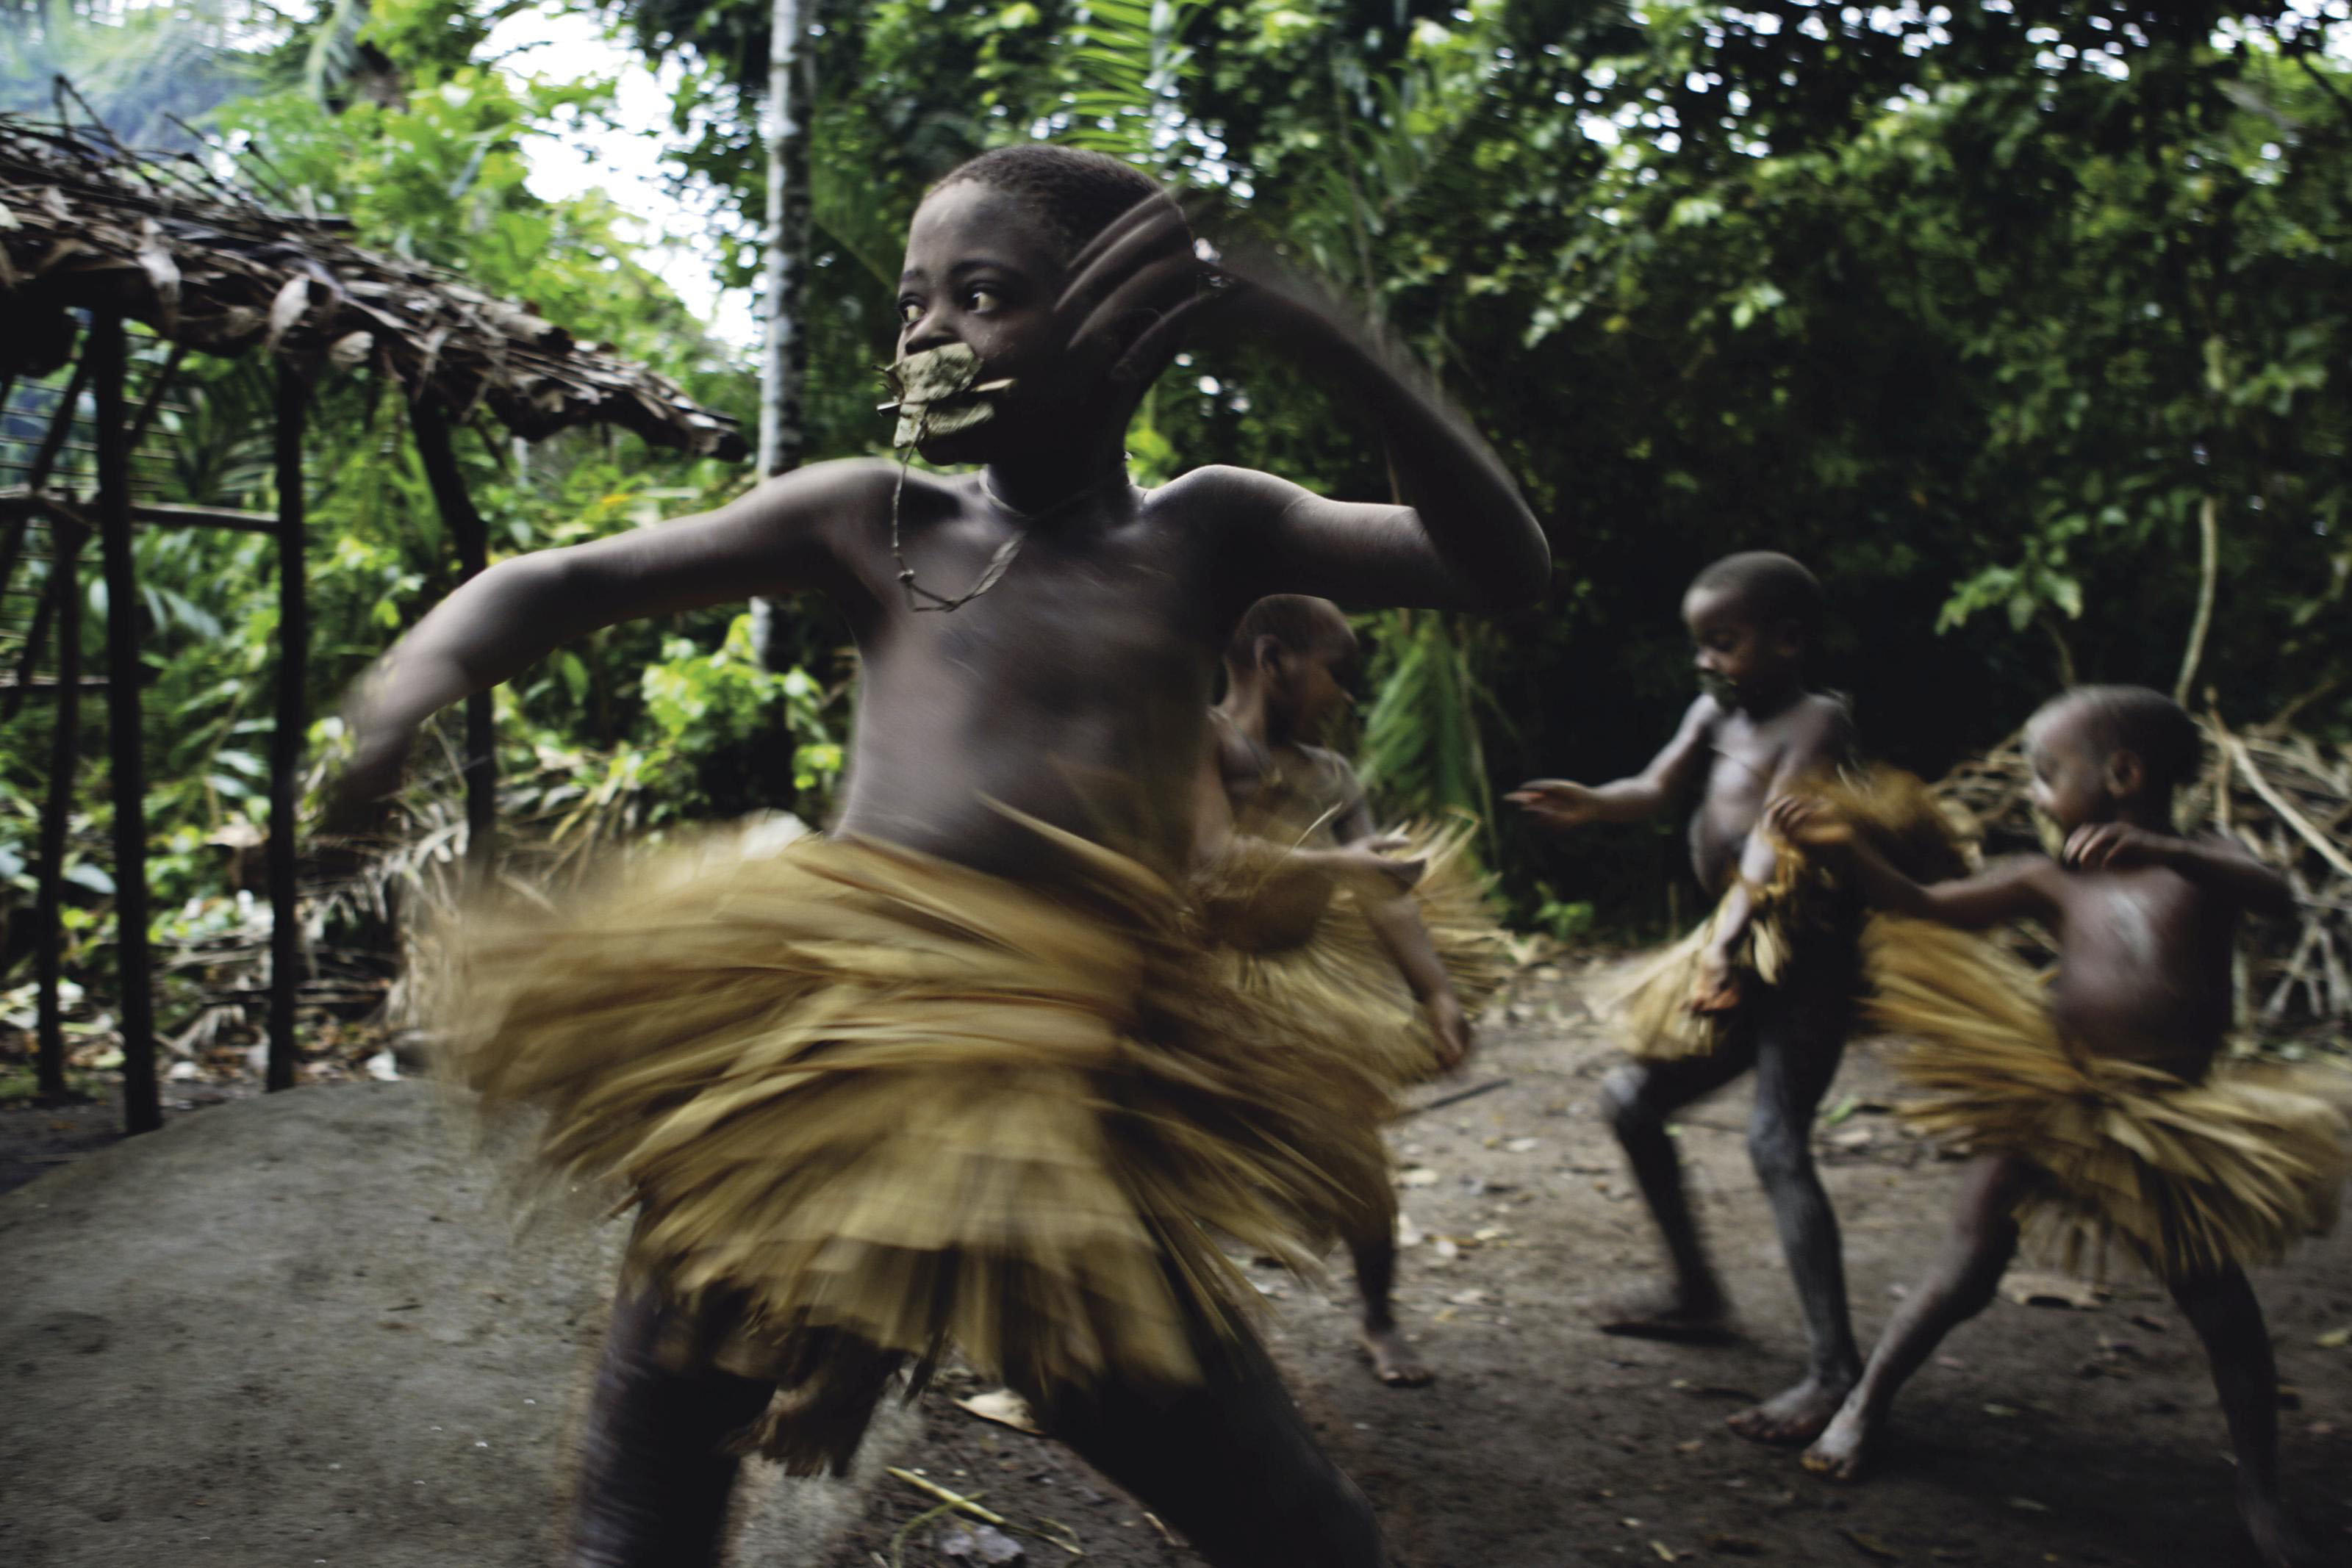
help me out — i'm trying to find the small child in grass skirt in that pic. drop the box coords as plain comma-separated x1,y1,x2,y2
1188,596,1511,1384
1770,685,2347,1568
1511,553,1946,1447
1860,915,2344,1286
440,807,1396,1478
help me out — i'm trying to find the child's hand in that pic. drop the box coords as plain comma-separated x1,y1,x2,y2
2063,821,2165,871
1053,197,1208,392
1690,945,1744,1013
1507,780,1602,830
1332,833,1427,896
1765,794,1851,852
1424,990,1473,1073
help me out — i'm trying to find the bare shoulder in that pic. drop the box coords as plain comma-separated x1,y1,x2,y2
1297,744,1368,808
1153,463,1299,527
1678,691,1729,743
1782,691,1857,763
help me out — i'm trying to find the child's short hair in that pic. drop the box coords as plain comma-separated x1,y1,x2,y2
2039,685,2205,796
931,144,1172,263
1227,595,1352,668
1687,552,1825,644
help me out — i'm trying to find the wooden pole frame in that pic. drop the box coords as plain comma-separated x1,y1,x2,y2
410,400,495,882
90,314,160,1135
33,517,85,1101
265,364,308,1093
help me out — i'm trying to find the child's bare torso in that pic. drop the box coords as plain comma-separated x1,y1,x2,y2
826,465,1245,880
1687,692,1851,894
1210,725,1363,942
2043,859,2238,1068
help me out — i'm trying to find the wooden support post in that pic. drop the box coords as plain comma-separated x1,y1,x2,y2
266,365,308,1093
91,316,159,1135
411,401,495,882
125,342,189,455
33,519,85,1101
4,522,69,722
0,353,93,615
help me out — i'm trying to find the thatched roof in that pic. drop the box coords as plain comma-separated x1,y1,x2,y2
0,113,747,460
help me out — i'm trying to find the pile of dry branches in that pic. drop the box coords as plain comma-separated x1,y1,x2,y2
1932,718,2352,1035
0,110,745,458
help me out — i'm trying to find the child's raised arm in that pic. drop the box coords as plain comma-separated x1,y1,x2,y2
2062,824,2295,918
1057,206,1547,611
1768,795,2059,931
1508,696,1720,831
340,463,883,801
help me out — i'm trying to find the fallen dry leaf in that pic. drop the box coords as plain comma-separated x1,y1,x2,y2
955,1389,1042,1436
2000,1271,2104,1310
1840,1526,1900,1560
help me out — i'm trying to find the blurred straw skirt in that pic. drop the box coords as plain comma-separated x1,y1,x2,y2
1204,816,1510,1089
1862,914,2348,1283
1605,766,1969,1062
432,814,1394,1473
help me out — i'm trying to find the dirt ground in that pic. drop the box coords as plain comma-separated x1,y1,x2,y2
4,960,2348,1567
817,960,2352,1568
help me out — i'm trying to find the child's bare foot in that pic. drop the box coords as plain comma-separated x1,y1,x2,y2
1593,1284,1736,1345
1358,1323,1433,1387
2240,1486,2322,1568
1799,1399,1874,1481
1727,1370,1854,1446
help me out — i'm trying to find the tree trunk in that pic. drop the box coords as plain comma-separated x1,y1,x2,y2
748,0,811,672
266,366,309,1093
412,402,495,883
91,315,160,1135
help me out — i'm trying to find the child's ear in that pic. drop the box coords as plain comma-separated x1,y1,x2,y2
2106,748,2146,799
1774,619,1806,660
1253,634,1286,679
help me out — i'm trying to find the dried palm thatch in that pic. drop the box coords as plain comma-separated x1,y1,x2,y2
0,111,746,458
1932,715,2352,1032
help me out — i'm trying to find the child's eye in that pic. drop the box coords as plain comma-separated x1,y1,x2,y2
965,287,1002,312
897,300,924,326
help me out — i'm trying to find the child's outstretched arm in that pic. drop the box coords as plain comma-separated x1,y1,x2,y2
339,464,881,802
1507,696,1718,832
2062,824,2295,917
1768,796,2059,931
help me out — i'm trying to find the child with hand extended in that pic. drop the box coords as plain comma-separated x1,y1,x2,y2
1771,686,2345,1568
340,145,1548,1568
1196,593,1508,1387
1510,553,1961,1448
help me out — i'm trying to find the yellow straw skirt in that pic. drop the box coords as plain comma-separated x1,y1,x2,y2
433,818,1395,1474
1203,818,1511,1088
1862,916,2348,1282
1605,766,1968,1062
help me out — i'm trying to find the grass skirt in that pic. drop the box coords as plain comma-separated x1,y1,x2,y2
1862,915,2348,1282
1201,818,1510,1088
1605,767,1967,1062
433,816,1395,1474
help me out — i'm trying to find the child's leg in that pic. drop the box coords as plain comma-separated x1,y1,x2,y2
566,1282,776,1568
2169,1265,2317,1568
1802,1152,2032,1480
1032,1317,1388,1568
1347,1195,1430,1387
1599,1042,1754,1336
1725,986,1860,1444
